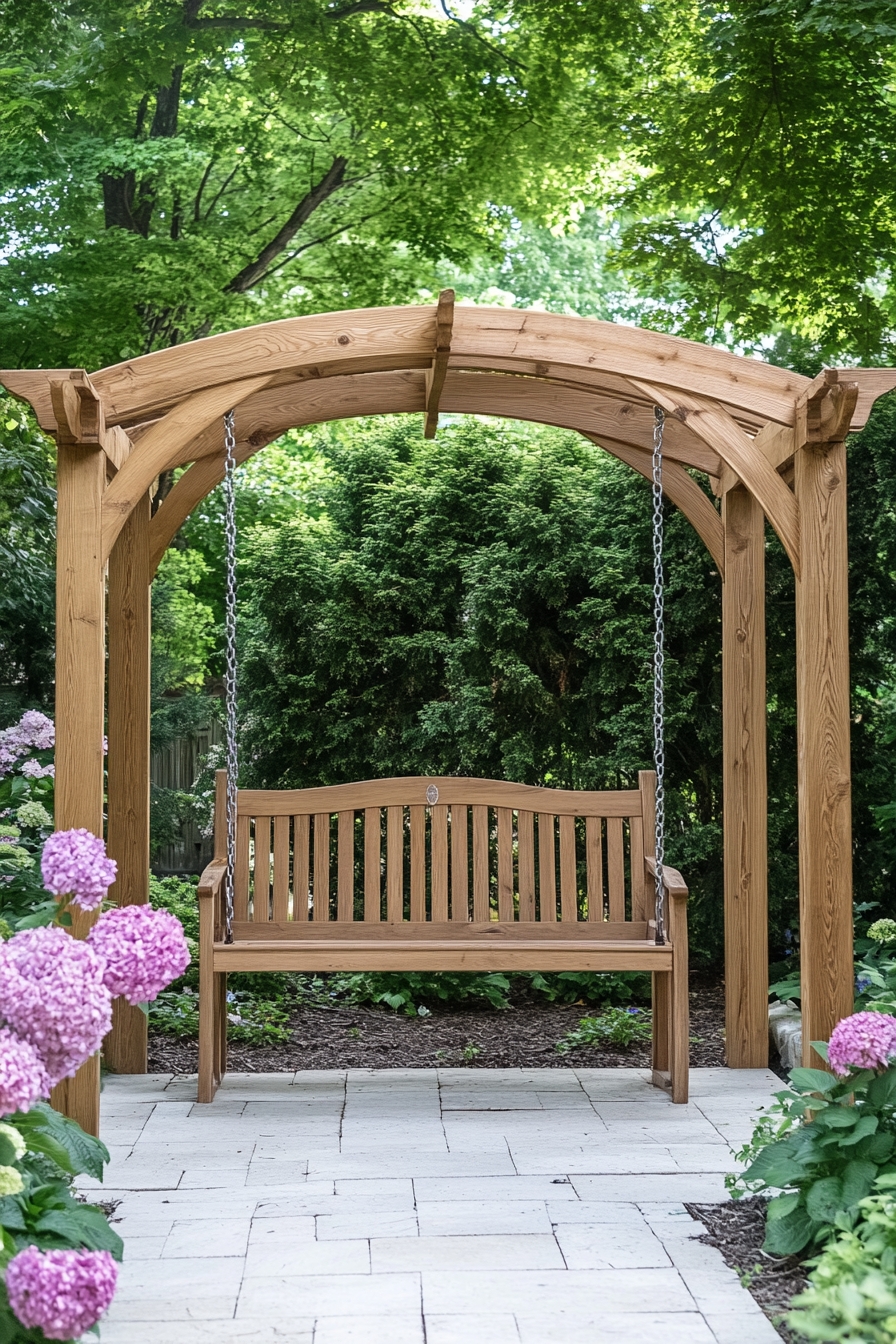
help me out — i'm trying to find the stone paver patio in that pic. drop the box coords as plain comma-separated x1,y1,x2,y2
86,1068,784,1344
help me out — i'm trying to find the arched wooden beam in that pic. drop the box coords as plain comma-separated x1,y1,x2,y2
149,369,725,578
590,437,725,576
101,374,272,565
631,380,801,577
21,306,808,432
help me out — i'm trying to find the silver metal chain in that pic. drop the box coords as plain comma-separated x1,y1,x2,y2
651,406,666,946
223,410,238,944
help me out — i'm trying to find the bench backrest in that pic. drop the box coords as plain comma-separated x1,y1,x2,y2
214,772,657,927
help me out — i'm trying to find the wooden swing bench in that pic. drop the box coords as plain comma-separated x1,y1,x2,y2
197,769,689,1103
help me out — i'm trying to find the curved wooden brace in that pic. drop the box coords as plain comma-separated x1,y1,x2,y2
148,369,725,579
631,380,801,577
590,437,725,576
34,306,809,434
101,374,272,565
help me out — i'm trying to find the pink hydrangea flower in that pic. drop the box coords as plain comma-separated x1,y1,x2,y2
6,1246,117,1340
16,711,55,751
41,829,117,911
828,1011,896,1077
0,1027,51,1115
89,905,190,1004
20,758,54,780
0,927,112,1085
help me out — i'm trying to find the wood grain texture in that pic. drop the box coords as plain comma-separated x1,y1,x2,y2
294,814,310,921
410,805,426,922
313,813,330,922
337,811,354,922
273,815,291,923
472,805,489,923
234,815,250,921
214,945,675,973
606,817,625,922
387,805,403,923
723,487,769,1068
54,443,106,1134
632,380,801,576
517,810,535,922
585,816,604,921
423,288,454,438
364,807,380,921
559,815,577,923
431,804,449,922
538,814,557,922
795,439,855,1062
237,777,642,817
253,817,271,922
105,490,151,1075
451,804,469,921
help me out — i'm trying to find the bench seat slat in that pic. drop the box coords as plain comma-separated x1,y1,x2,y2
213,942,674,974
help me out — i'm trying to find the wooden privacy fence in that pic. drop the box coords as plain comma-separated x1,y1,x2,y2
199,771,690,1103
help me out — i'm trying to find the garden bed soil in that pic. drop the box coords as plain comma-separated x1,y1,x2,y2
687,1197,809,1342
148,975,726,1073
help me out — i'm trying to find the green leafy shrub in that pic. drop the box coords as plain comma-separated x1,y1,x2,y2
787,1176,896,1343
556,1006,653,1053
521,971,650,1006
151,987,292,1045
327,971,512,1016
731,1059,896,1256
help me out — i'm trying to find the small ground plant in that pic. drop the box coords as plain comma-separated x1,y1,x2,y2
555,1006,652,1054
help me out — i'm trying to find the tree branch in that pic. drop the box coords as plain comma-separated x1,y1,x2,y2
325,1,398,16
185,14,291,28
224,155,348,293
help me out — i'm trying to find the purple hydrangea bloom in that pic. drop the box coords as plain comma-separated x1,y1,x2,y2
0,927,112,1085
0,1027,51,1115
6,1246,117,1340
828,1011,896,1077
20,758,54,780
89,905,190,1004
41,829,117,911
16,711,55,751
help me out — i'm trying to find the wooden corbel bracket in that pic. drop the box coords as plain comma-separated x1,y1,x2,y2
47,371,133,473
423,288,455,439
796,369,859,449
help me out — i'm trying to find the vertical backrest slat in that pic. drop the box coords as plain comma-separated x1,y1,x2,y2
472,805,489,922
431,803,449,921
386,805,403,922
214,770,227,862
337,811,354,921
252,817,271,922
496,807,514,922
538,813,556,922
234,812,250,921
272,814,290,923
410,805,426,921
451,804,469,921
585,815,604,922
606,815,625,921
629,816,645,923
313,812,330,921
638,769,657,924
364,807,381,921
558,814,577,923
293,814,310,920
517,810,535,921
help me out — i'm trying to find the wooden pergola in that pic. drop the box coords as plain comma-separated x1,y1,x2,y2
4,296,894,1135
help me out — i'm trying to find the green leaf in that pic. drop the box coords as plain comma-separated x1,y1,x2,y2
0,1134,18,1166
0,1196,26,1232
763,1204,816,1255
806,1175,843,1223
815,1105,858,1128
841,1159,877,1207
867,1070,896,1109
840,1114,879,1146
13,1104,109,1180
35,1208,123,1259
811,1041,830,1064
788,1068,838,1094
767,1191,801,1221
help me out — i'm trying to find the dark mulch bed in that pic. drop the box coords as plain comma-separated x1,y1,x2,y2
148,974,726,1073
688,1196,809,1342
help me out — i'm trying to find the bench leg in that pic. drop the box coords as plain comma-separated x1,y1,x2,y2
197,897,222,1104
216,971,228,1087
651,971,671,1094
669,918,689,1105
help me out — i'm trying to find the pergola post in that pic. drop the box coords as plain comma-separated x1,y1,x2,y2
52,441,106,1137
105,490,152,1074
722,485,768,1067
794,434,854,1061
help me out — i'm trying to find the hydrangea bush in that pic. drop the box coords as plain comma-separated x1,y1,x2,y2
0,789,190,1339
731,1013,896,1256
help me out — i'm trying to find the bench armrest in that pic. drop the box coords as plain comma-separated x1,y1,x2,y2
198,859,227,900
644,856,688,900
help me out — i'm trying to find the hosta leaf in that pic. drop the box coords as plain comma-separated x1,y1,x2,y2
763,1205,816,1255
767,1192,801,1221
806,1175,843,1223
841,1159,877,1207
815,1106,858,1128
840,1114,879,1146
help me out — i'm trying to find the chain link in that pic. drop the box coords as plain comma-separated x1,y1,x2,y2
652,406,666,946
223,411,238,944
